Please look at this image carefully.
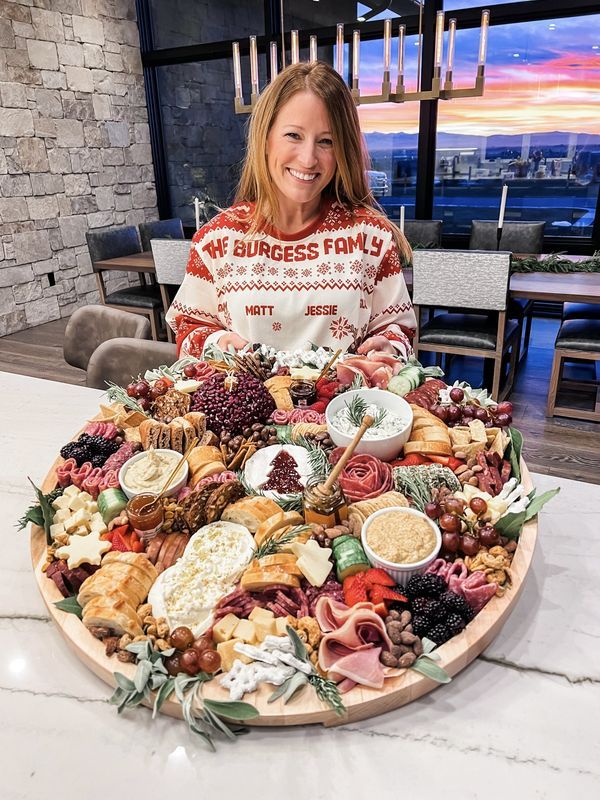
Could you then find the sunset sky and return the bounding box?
[353,13,600,137]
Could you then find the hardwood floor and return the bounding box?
[1,315,599,484]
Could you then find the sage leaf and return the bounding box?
[134,660,152,693]
[54,596,83,619]
[152,678,175,718]
[114,672,135,691]
[412,657,451,684]
[286,625,310,663]
[524,487,560,520]
[126,641,152,658]
[508,427,524,483]
[108,687,126,706]
[203,700,260,721]
[202,708,237,740]
[268,676,294,704]
[282,672,309,704]
[420,637,437,655]
[496,487,560,540]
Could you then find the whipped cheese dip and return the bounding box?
[332,403,410,440]
[148,521,255,636]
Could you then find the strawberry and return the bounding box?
[368,584,409,605]
[110,529,130,552]
[343,572,368,606]
[363,568,395,587]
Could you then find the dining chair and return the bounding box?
[86,226,163,340]
[403,220,443,249]
[546,318,600,422]
[469,220,545,362]
[87,339,178,390]
[63,305,151,388]
[150,238,191,344]
[138,218,184,252]
[562,302,600,321]
[412,250,520,401]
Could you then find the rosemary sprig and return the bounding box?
[309,673,346,716]
[345,394,386,430]
[276,432,331,483]
[104,381,149,415]
[254,525,311,559]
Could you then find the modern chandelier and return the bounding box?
[231,7,490,114]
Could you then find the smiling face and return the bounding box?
[265,90,337,225]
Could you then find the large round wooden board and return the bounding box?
[31,456,536,727]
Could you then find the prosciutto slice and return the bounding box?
[317,598,392,690]
[426,558,497,612]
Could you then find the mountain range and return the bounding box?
[364,130,600,152]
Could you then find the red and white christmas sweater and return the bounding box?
[166,198,416,358]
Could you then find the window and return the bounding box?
[149,0,264,49]
[433,15,600,237]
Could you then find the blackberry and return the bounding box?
[84,434,120,458]
[426,600,448,623]
[439,591,475,622]
[91,454,105,468]
[427,623,451,645]
[60,441,80,460]
[411,615,432,638]
[411,597,431,616]
[60,443,93,466]
[406,574,447,600]
[446,614,466,637]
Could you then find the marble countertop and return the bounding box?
[1,372,599,800]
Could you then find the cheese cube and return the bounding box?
[53,508,71,524]
[90,519,108,535]
[51,495,70,511]
[248,607,275,622]
[73,524,90,537]
[233,619,257,643]
[274,617,289,636]
[62,485,79,497]
[68,494,87,512]
[212,613,240,644]
[85,501,99,514]
[90,512,105,528]
[64,507,89,533]
[217,638,252,672]
[254,618,276,642]
[49,522,65,539]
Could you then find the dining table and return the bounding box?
[2,371,599,800]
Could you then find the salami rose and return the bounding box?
[329,450,393,503]
[56,458,77,487]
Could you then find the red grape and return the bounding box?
[460,534,480,556]
[135,381,149,397]
[183,364,196,378]
[488,405,498,415]
[439,513,461,533]
[443,497,465,515]
[461,405,475,418]
[449,387,465,403]
[479,526,500,548]
[180,648,199,676]
[425,502,442,520]
[469,497,488,515]
[473,408,489,422]
[198,649,221,673]
[170,626,194,650]
[138,396,151,411]
[164,653,182,677]
[432,405,449,422]
[447,406,462,422]
[442,532,460,553]
[192,635,213,656]
[149,386,163,401]
[496,401,514,415]
[495,413,512,427]
[126,383,138,397]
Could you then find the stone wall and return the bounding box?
[0,0,158,336]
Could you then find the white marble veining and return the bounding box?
[1,372,599,800]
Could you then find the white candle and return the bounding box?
[270,41,278,81]
[249,36,258,95]
[434,11,444,69]
[194,197,200,231]
[478,9,490,66]
[498,184,508,229]
[400,205,405,234]
[309,35,317,63]
[383,18,392,73]
[336,23,344,75]
[232,41,242,99]
[352,30,360,83]
[291,30,299,64]
[397,24,405,81]
[446,18,456,74]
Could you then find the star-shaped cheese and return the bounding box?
[55,529,111,569]
[290,538,333,587]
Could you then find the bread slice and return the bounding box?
[82,597,143,638]
[158,422,171,449]
[221,495,282,533]
[184,411,207,437]
[240,568,300,592]
[189,462,226,487]
[101,552,158,584]
[403,440,453,457]
[78,575,143,609]
[139,419,161,450]
[254,511,305,547]
[99,563,154,602]
[169,418,184,453]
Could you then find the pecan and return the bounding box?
[118,633,133,649]
[117,650,136,663]
[104,637,120,657]
[89,625,111,640]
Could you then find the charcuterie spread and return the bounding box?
[23,347,558,747]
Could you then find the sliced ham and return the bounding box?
[326,646,385,690]
[315,596,374,633]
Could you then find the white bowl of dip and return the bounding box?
[325,388,413,462]
[361,506,441,584]
[119,448,188,499]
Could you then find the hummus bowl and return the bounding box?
[119,448,188,499]
[325,388,413,462]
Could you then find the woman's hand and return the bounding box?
[356,336,396,355]
[218,331,250,352]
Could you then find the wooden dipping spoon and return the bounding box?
[322,415,374,493]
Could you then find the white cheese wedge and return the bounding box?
[50,522,65,539]
[68,494,87,512]
[289,366,321,381]
[62,485,79,498]
[85,501,99,514]
[64,507,90,533]
[174,379,203,394]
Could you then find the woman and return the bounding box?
[166,61,416,359]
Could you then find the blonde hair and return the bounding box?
[234,61,412,264]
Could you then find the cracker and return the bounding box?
[205,481,245,524]
[468,419,487,443]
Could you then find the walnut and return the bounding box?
[146,624,157,637]
[118,633,133,649]
[155,638,171,651]
[116,650,136,663]
[157,620,170,639]
[296,629,308,643]
[132,634,150,643]
[143,615,156,627]
[137,603,152,618]
[296,616,322,648]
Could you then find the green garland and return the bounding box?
[511,251,600,274]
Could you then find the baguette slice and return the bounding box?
[184,411,207,437]
[254,511,305,547]
[82,597,143,638]
[221,495,282,533]
[189,461,226,487]
[169,418,184,453]
[139,419,161,450]
[403,440,453,457]
[78,575,142,610]
[240,569,300,592]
